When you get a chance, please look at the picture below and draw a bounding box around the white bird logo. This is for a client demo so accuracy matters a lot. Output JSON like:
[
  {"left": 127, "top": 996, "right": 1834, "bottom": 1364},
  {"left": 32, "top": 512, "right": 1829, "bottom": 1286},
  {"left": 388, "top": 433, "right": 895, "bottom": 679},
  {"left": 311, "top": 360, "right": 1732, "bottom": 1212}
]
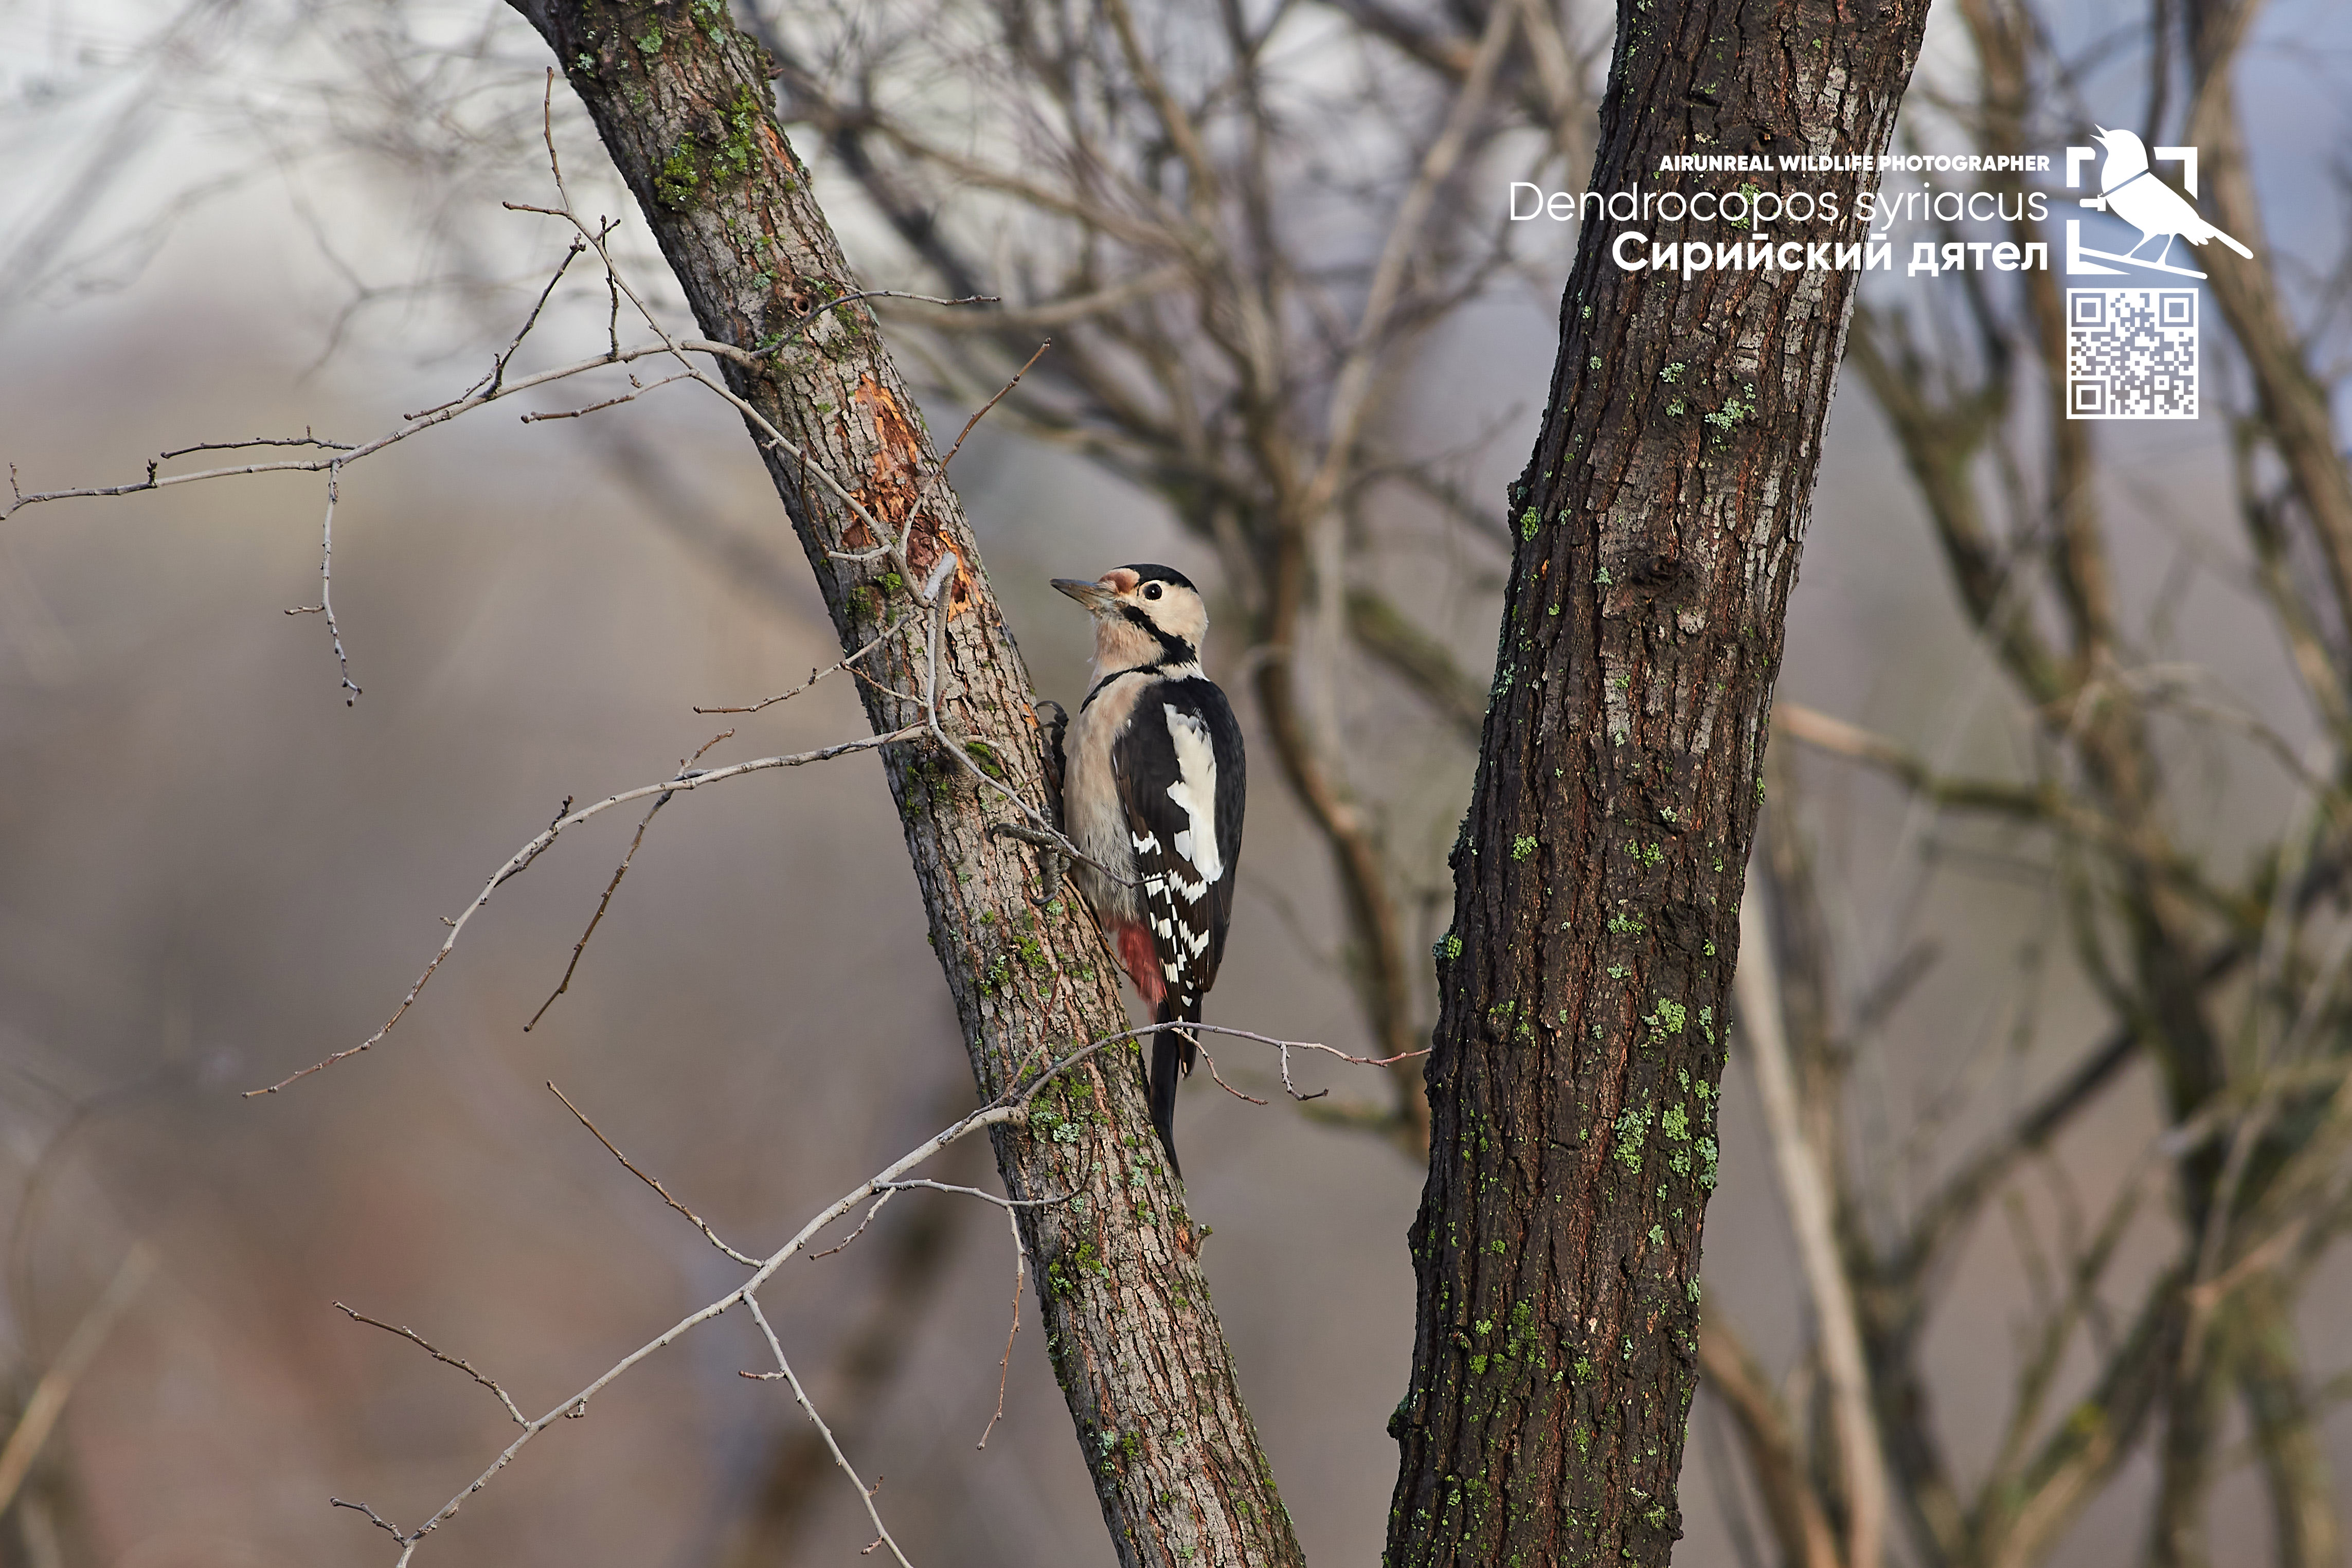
[{"left": 2079, "top": 127, "right": 2252, "bottom": 270}]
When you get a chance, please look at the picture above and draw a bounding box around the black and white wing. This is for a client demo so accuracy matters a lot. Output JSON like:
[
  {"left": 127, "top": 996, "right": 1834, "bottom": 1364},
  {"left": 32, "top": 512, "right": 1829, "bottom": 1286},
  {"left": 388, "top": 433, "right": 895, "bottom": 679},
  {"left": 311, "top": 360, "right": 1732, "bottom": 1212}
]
[{"left": 1111, "top": 677, "right": 1246, "bottom": 1022}]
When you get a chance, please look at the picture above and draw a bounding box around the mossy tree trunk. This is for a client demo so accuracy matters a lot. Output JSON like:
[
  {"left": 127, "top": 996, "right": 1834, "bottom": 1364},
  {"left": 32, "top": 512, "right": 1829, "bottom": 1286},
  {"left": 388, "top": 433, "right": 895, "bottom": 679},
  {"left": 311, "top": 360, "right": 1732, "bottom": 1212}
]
[
  {"left": 1384, "top": 3, "right": 1929, "bottom": 1563},
  {"left": 502, "top": 4, "right": 1303, "bottom": 1563}
]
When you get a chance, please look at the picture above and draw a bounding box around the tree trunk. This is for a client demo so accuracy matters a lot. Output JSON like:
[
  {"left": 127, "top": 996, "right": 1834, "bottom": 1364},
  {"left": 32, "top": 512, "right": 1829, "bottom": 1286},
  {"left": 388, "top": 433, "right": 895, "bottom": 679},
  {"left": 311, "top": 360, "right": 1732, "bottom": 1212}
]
[
  {"left": 501, "top": 5, "right": 1302, "bottom": 1563},
  {"left": 1385, "top": 3, "right": 1929, "bottom": 1564}
]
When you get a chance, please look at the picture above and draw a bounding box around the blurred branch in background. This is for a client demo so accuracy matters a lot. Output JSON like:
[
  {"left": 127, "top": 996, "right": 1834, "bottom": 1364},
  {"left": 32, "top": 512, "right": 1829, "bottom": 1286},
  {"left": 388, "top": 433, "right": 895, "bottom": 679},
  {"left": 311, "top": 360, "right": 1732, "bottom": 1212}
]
[{"left": 0, "top": 1245, "right": 154, "bottom": 1521}]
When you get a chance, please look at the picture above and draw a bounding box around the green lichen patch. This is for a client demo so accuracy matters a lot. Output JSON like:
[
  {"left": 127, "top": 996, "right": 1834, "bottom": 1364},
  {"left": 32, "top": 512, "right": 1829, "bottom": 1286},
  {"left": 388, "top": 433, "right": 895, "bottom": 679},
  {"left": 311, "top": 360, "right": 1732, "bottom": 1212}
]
[
  {"left": 653, "top": 86, "right": 771, "bottom": 209},
  {"left": 1611, "top": 1102, "right": 1654, "bottom": 1173},
  {"left": 655, "top": 144, "right": 701, "bottom": 208}
]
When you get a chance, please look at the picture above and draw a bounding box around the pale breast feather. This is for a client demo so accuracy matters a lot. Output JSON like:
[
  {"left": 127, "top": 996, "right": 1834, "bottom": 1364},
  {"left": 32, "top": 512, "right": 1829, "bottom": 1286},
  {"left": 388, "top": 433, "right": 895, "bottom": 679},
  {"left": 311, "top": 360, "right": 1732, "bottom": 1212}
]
[{"left": 1063, "top": 669, "right": 1150, "bottom": 924}]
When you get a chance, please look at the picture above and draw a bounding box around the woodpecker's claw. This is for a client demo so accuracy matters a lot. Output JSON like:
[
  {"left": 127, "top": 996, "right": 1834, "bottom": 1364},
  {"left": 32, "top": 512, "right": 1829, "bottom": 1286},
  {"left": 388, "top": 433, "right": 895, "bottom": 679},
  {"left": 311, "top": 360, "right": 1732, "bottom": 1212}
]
[
  {"left": 1036, "top": 698, "right": 1069, "bottom": 822},
  {"left": 988, "top": 820, "right": 1069, "bottom": 907}
]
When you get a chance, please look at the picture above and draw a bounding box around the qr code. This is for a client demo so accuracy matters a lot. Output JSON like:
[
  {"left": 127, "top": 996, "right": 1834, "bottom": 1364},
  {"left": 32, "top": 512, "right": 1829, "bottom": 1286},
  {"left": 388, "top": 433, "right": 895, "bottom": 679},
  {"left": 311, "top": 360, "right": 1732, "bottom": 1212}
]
[{"left": 2066, "top": 289, "right": 2197, "bottom": 419}]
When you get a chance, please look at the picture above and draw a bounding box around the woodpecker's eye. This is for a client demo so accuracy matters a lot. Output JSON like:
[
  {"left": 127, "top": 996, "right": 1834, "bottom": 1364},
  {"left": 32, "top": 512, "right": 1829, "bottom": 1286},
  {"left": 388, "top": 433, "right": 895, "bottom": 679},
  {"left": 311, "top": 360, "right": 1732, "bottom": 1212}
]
[{"left": 1143, "top": 582, "right": 1164, "bottom": 601}]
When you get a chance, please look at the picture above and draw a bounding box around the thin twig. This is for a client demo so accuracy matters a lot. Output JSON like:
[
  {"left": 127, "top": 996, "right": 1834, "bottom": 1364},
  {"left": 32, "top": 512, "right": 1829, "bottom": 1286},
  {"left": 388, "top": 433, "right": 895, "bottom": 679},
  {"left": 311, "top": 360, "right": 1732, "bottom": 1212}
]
[
  {"left": 694, "top": 610, "right": 920, "bottom": 716},
  {"left": 524, "top": 726, "right": 736, "bottom": 1032},
  {"left": 372, "top": 1092, "right": 1040, "bottom": 1565},
  {"left": 518, "top": 369, "right": 696, "bottom": 423},
  {"left": 245, "top": 726, "right": 920, "bottom": 1096},
  {"left": 903, "top": 339, "right": 1051, "bottom": 544},
  {"left": 978, "top": 1205, "right": 1025, "bottom": 1449},
  {"left": 741, "top": 1293, "right": 915, "bottom": 1568},
  {"left": 159, "top": 431, "right": 353, "bottom": 460},
  {"left": 1193, "top": 1040, "right": 1269, "bottom": 1106},
  {"left": 333, "top": 1303, "right": 529, "bottom": 1427},
  {"left": 331, "top": 1498, "right": 408, "bottom": 1544},
  {"left": 479, "top": 235, "right": 585, "bottom": 405},
  {"left": 874, "top": 1178, "right": 1070, "bottom": 1207},
  {"left": 523, "top": 793, "right": 670, "bottom": 1030},
  {"left": 279, "top": 464, "right": 362, "bottom": 703},
  {"left": 812, "top": 1192, "right": 896, "bottom": 1260},
  {"left": 6, "top": 337, "right": 765, "bottom": 516},
  {"left": 546, "top": 1082, "right": 760, "bottom": 1267}
]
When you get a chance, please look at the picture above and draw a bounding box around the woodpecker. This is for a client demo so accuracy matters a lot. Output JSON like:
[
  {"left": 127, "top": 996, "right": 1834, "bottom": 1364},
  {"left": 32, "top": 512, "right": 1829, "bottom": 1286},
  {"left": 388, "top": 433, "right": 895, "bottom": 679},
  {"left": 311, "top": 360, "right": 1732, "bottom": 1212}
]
[{"left": 1051, "top": 565, "right": 1245, "bottom": 1180}]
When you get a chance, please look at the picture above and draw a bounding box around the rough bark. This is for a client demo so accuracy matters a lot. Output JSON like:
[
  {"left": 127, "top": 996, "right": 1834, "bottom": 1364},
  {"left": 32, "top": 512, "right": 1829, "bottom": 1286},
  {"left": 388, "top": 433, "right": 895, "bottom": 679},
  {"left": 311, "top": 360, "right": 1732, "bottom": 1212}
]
[
  {"left": 1384, "top": 3, "right": 1929, "bottom": 1563},
  {"left": 501, "top": 6, "right": 1302, "bottom": 1563}
]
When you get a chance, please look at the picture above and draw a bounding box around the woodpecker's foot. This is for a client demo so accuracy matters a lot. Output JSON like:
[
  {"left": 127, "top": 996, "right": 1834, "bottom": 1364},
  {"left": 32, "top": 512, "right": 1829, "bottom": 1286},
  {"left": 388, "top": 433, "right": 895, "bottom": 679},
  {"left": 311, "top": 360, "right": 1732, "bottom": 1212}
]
[
  {"left": 986, "top": 820, "right": 1069, "bottom": 907},
  {"left": 1035, "top": 698, "right": 1069, "bottom": 818}
]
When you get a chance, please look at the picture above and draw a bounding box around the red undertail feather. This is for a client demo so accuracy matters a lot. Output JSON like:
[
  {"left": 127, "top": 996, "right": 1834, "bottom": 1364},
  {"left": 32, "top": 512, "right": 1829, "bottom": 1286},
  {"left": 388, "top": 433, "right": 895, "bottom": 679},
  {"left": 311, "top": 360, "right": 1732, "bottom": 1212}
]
[{"left": 1111, "top": 921, "right": 1166, "bottom": 1007}]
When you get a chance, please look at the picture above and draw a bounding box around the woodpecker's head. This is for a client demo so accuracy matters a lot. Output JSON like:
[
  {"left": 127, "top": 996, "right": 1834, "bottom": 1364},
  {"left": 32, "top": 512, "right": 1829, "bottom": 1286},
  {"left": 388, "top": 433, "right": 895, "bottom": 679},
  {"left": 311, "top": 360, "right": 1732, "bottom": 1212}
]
[{"left": 1051, "top": 564, "right": 1207, "bottom": 675}]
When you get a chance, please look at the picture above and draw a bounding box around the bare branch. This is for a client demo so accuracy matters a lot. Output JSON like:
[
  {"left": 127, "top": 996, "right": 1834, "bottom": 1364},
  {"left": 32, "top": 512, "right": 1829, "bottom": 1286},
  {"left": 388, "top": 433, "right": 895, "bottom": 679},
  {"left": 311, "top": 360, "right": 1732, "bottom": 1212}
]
[
  {"left": 371, "top": 1093, "right": 1031, "bottom": 1563},
  {"left": 1696, "top": 1314, "right": 1841, "bottom": 1568},
  {"left": 523, "top": 793, "right": 673, "bottom": 1032},
  {"left": 244, "top": 726, "right": 921, "bottom": 1097},
  {"left": 545, "top": 1083, "right": 762, "bottom": 1267},
  {"left": 331, "top": 1498, "right": 409, "bottom": 1544},
  {"left": 352, "top": 1011, "right": 1237, "bottom": 1565},
  {"left": 1736, "top": 887, "right": 1887, "bottom": 1568},
  {"left": 978, "top": 1205, "right": 1026, "bottom": 1450},
  {"left": 695, "top": 611, "right": 920, "bottom": 716},
  {"left": 526, "top": 729, "right": 730, "bottom": 1032},
  {"left": 740, "top": 1293, "right": 914, "bottom": 1568},
  {"left": 278, "top": 465, "right": 361, "bottom": 704},
  {"left": 332, "top": 1304, "right": 529, "bottom": 1428}
]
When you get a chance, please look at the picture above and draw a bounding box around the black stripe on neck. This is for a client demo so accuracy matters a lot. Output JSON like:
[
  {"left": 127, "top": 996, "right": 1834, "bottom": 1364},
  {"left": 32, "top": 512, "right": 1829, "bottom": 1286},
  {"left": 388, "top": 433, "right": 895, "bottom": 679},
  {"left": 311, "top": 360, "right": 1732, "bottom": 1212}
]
[{"left": 1081, "top": 649, "right": 1197, "bottom": 711}]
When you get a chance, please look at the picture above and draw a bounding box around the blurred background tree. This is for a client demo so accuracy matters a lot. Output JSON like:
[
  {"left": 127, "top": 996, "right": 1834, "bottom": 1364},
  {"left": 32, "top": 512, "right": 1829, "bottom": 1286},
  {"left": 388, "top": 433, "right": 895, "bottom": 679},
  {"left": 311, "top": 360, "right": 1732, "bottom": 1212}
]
[{"left": 0, "top": 1, "right": 2348, "bottom": 1565}]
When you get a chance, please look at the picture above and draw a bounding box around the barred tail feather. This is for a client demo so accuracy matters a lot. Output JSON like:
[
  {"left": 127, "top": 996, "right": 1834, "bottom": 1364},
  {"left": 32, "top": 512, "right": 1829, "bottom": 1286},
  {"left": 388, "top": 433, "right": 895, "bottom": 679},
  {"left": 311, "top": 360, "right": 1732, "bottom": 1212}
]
[{"left": 1150, "top": 996, "right": 1200, "bottom": 1179}]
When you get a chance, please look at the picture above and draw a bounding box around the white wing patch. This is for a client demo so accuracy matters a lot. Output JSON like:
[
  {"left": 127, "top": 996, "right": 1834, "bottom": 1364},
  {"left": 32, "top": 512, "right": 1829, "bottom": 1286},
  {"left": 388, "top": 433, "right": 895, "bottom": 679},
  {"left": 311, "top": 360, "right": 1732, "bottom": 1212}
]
[{"left": 1161, "top": 704, "right": 1224, "bottom": 882}]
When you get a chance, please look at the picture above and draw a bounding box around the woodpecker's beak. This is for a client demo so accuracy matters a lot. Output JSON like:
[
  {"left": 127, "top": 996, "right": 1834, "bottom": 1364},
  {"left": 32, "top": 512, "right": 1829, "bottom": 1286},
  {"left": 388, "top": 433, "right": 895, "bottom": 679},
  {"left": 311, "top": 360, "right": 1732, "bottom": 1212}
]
[{"left": 1051, "top": 578, "right": 1117, "bottom": 612}]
